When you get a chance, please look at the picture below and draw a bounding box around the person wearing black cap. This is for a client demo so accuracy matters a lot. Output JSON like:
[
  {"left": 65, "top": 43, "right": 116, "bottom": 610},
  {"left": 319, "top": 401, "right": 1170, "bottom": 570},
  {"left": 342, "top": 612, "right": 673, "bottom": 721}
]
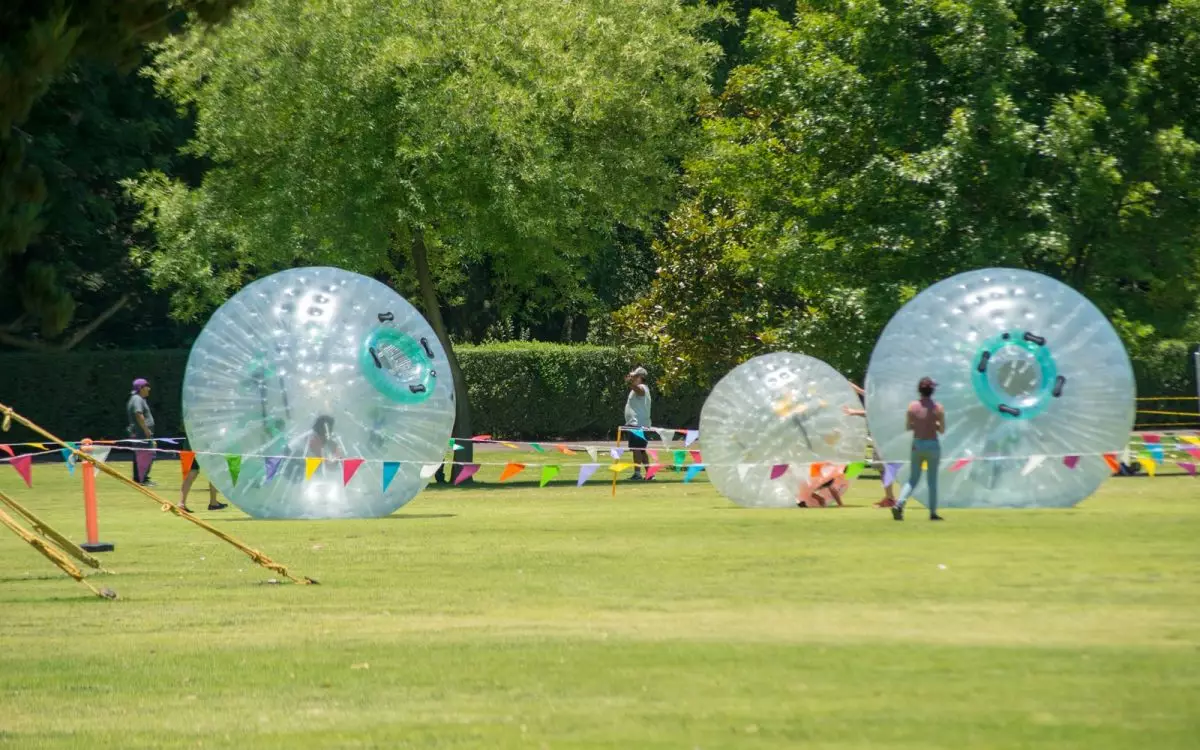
[
  {"left": 892, "top": 376, "right": 945, "bottom": 521},
  {"left": 127, "top": 378, "right": 157, "bottom": 487}
]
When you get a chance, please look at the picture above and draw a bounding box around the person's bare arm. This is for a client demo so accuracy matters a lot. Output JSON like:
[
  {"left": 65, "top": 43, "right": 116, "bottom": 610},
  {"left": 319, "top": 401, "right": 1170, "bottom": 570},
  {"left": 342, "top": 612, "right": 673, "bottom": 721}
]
[
  {"left": 937, "top": 406, "right": 946, "bottom": 434},
  {"left": 843, "top": 405, "right": 865, "bottom": 417},
  {"left": 905, "top": 406, "right": 915, "bottom": 432},
  {"left": 850, "top": 382, "right": 865, "bottom": 397}
]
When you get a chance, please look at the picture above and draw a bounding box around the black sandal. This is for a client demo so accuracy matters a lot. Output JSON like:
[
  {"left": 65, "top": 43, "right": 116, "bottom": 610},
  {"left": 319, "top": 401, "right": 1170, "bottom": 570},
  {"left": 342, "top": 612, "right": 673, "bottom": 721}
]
[{"left": 207, "top": 502, "right": 229, "bottom": 510}]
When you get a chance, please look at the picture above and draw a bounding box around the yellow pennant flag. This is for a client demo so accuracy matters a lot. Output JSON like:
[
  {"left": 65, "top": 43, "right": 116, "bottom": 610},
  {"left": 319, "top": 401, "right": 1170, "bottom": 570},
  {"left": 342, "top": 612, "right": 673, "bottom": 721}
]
[
  {"left": 500, "top": 442, "right": 520, "bottom": 450},
  {"left": 610, "top": 462, "right": 634, "bottom": 474},
  {"left": 1181, "top": 436, "right": 1200, "bottom": 445},
  {"left": 28, "top": 443, "right": 47, "bottom": 451},
  {"left": 1140, "top": 453, "right": 1157, "bottom": 477},
  {"left": 305, "top": 457, "right": 322, "bottom": 480}
]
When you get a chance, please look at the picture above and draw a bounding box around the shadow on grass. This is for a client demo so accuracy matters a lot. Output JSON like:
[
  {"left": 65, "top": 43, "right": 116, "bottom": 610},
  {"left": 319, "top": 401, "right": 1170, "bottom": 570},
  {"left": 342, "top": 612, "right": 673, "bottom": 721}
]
[{"left": 217, "top": 512, "right": 457, "bottom": 522}]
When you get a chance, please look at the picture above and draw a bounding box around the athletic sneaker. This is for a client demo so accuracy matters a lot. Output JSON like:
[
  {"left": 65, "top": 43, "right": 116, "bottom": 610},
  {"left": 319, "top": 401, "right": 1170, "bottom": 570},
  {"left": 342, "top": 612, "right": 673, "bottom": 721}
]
[
  {"left": 891, "top": 505, "right": 903, "bottom": 521},
  {"left": 930, "top": 514, "right": 944, "bottom": 521}
]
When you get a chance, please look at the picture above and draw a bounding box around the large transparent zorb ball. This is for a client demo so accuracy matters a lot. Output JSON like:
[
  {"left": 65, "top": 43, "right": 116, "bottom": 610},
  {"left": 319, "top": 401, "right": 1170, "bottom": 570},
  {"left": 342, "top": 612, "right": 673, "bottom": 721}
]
[
  {"left": 700, "top": 353, "right": 868, "bottom": 508},
  {"left": 865, "top": 268, "right": 1134, "bottom": 509},
  {"left": 182, "top": 267, "right": 455, "bottom": 519}
]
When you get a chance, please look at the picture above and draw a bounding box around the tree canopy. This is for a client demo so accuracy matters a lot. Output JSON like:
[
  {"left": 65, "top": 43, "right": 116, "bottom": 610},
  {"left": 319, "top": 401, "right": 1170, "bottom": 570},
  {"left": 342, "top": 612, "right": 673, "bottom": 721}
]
[{"left": 620, "top": 0, "right": 1200, "bottom": 388}]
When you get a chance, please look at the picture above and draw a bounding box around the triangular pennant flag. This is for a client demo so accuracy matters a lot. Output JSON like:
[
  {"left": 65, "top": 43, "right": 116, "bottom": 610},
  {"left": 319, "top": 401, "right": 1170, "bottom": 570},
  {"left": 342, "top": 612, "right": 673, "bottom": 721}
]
[
  {"left": 304, "top": 456, "right": 322, "bottom": 480},
  {"left": 655, "top": 428, "right": 675, "bottom": 443},
  {"left": 684, "top": 430, "right": 699, "bottom": 447},
  {"left": 684, "top": 464, "right": 705, "bottom": 483},
  {"left": 157, "top": 437, "right": 179, "bottom": 445},
  {"left": 645, "top": 463, "right": 663, "bottom": 480},
  {"left": 420, "top": 463, "right": 441, "bottom": 479},
  {"left": 689, "top": 450, "right": 702, "bottom": 464},
  {"left": 28, "top": 443, "right": 47, "bottom": 451},
  {"left": 1063, "top": 455, "right": 1080, "bottom": 469},
  {"left": 498, "top": 442, "right": 518, "bottom": 450},
  {"left": 844, "top": 461, "right": 866, "bottom": 479},
  {"left": 1180, "top": 436, "right": 1200, "bottom": 445},
  {"left": 628, "top": 429, "right": 645, "bottom": 441},
  {"left": 647, "top": 449, "right": 658, "bottom": 462},
  {"left": 539, "top": 465, "right": 560, "bottom": 487},
  {"left": 610, "top": 462, "right": 633, "bottom": 474},
  {"left": 585, "top": 446, "right": 599, "bottom": 462},
  {"left": 454, "top": 464, "right": 480, "bottom": 485},
  {"left": 226, "top": 455, "right": 243, "bottom": 486},
  {"left": 809, "top": 462, "right": 827, "bottom": 479},
  {"left": 135, "top": 449, "right": 154, "bottom": 480},
  {"left": 382, "top": 461, "right": 401, "bottom": 490},
  {"left": 1143, "top": 440, "right": 1164, "bottom": 462},
  {"left": 265, "top": 456, "right": 283, "bottom": 481},
  {"left": 1178, "top": 461, "right": 1197, "bottom": 476},
  {"left": 1139, "top": 453, "right": 1157, "bottom": 477},
  {"left": 531, "top": 443, "right": 545, "bottom": 453},
  {"left": 499, "top": 462, "right": 526, "bottom": 482},
  {"left": 0, "top": 444, "right": 12, "bottom": 457},
  {"left": 1103, "top": 453, "right": 1120, "bottom": 472},
  {"left": 610, "top": 447, "right": 625, "bottom": 460},
  {"left": 92, "top": 446, "right": 111, "bottom": 463},
  {"left": 180, "top": 450, "right": 196, "bottom": 478},
  {"left": 471, "top": 434, "right": 492, "bottom": 442},
  {"left": 1021, "top": 455, "right": 1047, "bottom": 476},
  {"left": 62, "top": 448, "right": 76, "bottom": 475},
  {"left": 1142, "top": 433, "right": 1161, "bottom": 443},
  {"left": 882, "top": 462, "right": 902, "bottom": 486},
  {"left": 673, "top": 450, "right": 686, "bottom": 467},
  {"left": 770, "top": 464, "right": 788, "bottom": 480},
  {"left": 577, "top": 463, "right": 600, "bottom": 486},
  {"left": 10, "top": 454, "right": 32, "bottom": 487},
  {"left": 736, "top": 463, "right": 753, "bottom": 482},
  {"left": 555, "top": 444, "right": 575, "bottom": 455},
  {"left": 343, "top": 458, "right": 365, "bottom": 485},
  {"left": 949, "top": 458, "right": 971, "bottom": 472},
  {"left": 1184, "top": 446, "right": 1200, "bottom": 460}
]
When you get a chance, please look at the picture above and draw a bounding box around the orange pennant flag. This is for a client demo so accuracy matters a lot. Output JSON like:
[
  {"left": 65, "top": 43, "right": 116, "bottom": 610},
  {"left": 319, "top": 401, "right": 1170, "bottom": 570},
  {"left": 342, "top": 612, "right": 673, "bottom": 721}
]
[
  {"left": 180, "top": 451, "right": 196, "bottom": 479},
  {"left": 305, "top": 457, "right": 322, "bottom": 480},
  {"left": 1103, "top": 453, "right": 1120, "bottom": 472},
  {"left": 499, "top": 462, "right": 526, "bottom": 482},
  {"left": 809, "top": 462, "right": 827, "bottom": 479},
  {"left": 555, "top": 444, "right": 576, "bottom": 455}
]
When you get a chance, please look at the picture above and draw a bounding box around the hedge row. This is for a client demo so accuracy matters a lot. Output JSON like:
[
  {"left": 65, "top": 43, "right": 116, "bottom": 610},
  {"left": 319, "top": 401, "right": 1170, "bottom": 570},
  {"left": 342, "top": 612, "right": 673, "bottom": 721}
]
[
  {"left": 0, "top": 344, "right": 706, "bottom": 444},
  {"left": 0, "top": 342, "right": 1192, "bottom": 444}
]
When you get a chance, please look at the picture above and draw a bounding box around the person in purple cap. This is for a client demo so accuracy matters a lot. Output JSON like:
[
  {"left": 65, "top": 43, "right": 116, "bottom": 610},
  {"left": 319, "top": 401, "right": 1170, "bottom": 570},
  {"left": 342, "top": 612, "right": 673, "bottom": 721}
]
[
  {"left": 891, "top": 376, "right": 946, "bottom": 521},
  {"left": 127, "top": 378, "right": 157, "bottom": 487}
]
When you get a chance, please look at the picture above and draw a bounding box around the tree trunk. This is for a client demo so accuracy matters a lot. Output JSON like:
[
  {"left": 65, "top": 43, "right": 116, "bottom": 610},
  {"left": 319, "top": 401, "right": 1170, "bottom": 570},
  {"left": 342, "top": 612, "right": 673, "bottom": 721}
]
[
  {"left": 410, "top": 229, "right": 474, "bottom": 482},
  {"left": 0, "top": 293, "right": 130, "bottom": 352}
]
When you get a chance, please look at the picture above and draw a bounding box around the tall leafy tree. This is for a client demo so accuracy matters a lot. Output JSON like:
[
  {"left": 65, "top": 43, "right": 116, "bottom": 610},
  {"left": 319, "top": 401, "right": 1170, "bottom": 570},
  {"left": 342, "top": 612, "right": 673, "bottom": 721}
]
[
  {"left": 129, "top": 0, "right": 722, "bottom": 471},
  {"left": 0, "top": 0, "right": 245, "bottom": 344},
  {"left": 621, "top": 1, "right": 1200, "bottom": 389}
]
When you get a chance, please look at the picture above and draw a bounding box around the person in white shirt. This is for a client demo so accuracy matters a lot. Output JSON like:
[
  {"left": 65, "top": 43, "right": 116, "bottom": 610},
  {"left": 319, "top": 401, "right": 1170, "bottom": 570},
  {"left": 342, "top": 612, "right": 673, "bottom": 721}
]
[{"left": 623, "top": 366, "right": 653, "bottom": 481}]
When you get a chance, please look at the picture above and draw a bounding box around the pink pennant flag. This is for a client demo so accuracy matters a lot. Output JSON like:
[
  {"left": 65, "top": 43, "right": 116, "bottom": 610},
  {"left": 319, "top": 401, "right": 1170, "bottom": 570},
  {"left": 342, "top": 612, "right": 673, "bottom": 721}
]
[
  {"left": 454, "top": 464, "right": 480, "bottom": 485},
  {"left": 1142, "top": 433, "right": 1161, "bottom": 443},
  {"left": 0, "top": 444, "right": 12, "bottom": 457},
  {"left": 135, "top": 449, "right": 155, "bottom": 480},
  {"left": 343, "top": 458, "right": 365, "bottom": 485},
  {"left": 769, "top": 464, "right": 788, "bottom": 480},
  {"left": 471, "top": 434, "right": 492, "bottom": 442},
  {"left": 1178, "top": 462, "right": 1197, "bottom": 476},
  {"left": 1184, "top": 446, "right": 1200, "bottom": 460},
  {"left": 689, "top": 450, "right": 702, "bottom": 464},
  {"left": 949, "top": 458, "right": 971, "bottom": 472},
  {"left": 10, "top": 454, "right": 32, "bottom": 487},
  {"left": 1063, "top": 455, "right": 1080, "bottom": 469},
  {"left": 645, "top": 463, "right": 663, "bottom": 480}
]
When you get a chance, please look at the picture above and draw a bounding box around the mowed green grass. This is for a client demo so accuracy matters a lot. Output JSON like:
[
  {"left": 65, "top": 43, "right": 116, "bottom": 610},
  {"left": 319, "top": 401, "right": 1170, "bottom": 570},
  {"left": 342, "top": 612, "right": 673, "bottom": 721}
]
[{"left": 1, "top": 452, "right": 1198, "bottom": 749}]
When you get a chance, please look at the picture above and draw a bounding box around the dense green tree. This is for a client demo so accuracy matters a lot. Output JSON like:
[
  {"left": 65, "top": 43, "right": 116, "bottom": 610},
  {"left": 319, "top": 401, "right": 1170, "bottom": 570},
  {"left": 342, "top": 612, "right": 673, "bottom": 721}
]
[
  {"left": 621, "top": 1, "right": 1200, "bottom": 389},
  {"left": 129, "top": 0, "right": 722, "bottom": 471},
  {"left": 0, "top": 0, "right": 244, "bottom": 343}
]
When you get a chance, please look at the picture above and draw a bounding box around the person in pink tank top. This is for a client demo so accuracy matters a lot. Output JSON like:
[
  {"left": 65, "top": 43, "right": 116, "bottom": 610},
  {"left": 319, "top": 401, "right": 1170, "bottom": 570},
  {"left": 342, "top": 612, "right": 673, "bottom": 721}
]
[{"left": 892, "top": 377, "right": 946, "bottom": 521}]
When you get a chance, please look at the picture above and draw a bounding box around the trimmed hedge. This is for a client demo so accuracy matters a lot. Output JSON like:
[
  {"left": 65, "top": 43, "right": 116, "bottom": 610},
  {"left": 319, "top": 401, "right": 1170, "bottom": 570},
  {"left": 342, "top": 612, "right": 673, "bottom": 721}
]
[{"left": 0, "top": 344, "right": 706, "bottom": 444}]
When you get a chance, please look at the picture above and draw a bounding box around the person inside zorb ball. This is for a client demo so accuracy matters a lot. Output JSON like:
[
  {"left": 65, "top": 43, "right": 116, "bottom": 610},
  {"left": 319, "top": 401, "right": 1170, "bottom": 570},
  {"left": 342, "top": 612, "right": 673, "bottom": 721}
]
[
  {"left": 182, "top": 267, "right": 456, "bottom": 519},
  {"left": 865, "top": 268, "right": 1136, "bottom": 510},
  {"left": 700, "top": 352, "right": 868, "bottom": 508}
]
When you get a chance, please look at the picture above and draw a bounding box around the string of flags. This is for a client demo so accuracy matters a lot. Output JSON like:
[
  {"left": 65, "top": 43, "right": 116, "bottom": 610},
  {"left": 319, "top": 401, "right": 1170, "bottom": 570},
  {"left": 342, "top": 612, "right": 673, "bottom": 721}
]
[{"left": 0, "top": 432, "right": 1197, "bottom": 490}]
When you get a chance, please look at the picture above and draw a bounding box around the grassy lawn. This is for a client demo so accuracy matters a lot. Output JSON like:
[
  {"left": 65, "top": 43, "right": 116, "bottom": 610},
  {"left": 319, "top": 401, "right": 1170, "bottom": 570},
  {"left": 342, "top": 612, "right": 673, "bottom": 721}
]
[{"left": 1, "top": 451, "right": 1198, "bottom": 749}]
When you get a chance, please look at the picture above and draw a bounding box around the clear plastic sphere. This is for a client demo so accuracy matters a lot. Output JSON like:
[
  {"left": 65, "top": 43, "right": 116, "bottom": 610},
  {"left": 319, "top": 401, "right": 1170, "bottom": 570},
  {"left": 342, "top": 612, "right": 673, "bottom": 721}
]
[
  {"left": 182, "top": 267, "right": 455, "bottom": 518},
  {"left": 700, "top": 352, "right": 869, "bottom": 508},
  {"left": 865, "top": 268, "right": 1135, "bottom": 509}
]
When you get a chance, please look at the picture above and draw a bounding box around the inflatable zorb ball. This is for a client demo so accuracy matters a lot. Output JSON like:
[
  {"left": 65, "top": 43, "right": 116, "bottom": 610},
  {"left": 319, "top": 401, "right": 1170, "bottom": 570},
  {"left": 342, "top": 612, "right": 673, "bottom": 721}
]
[
  {"left": 700, "top": 353, "right": 869, "bottom": 508},
  {"left": 182, "top": 267, "right": 455, "bottom": 519},
  {"left": 865, "top": 268, "right": 1135, "bottom": 509}
]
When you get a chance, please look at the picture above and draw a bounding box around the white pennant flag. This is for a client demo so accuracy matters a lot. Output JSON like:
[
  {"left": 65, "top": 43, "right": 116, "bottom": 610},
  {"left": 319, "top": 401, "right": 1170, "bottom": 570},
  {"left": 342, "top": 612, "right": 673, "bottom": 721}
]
[
  {"left": 736, "top": 463, "right": 753, "bottom": 482},
  {"left": 1021, "top": 455, "right": 1047, "bottom": 476},
  {"left": 420, "top": 463, "right": 441, "bottom": 479},
  {"left": 92, "top": 447, "right": 112, "bottom": 463},
  {"left": 656, "top": 428, "right": 675, "bottom": 443},
  {"left": 586, "top": 446, "right": 599, "bottom": 462}
]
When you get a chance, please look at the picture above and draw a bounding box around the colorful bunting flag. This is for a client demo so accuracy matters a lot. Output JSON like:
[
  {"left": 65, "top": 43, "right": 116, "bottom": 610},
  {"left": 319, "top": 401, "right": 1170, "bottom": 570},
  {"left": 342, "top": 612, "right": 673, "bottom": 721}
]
[
  {"left": 736, "top": 463, "right": 753, "bottom": 482},
  {"left": 135, "top": 449, "right": 154, "bottom": 480},
  {"left": 555, "top": 444, "right": 575, "bottom": 456},
  {"left": 157, "top": 437, "right": 179, "bottom": 445},
  {"left": 577, "top": 463, "right": 600, "bottom": 485},
  {"left": 689, "top": 450, "right": 702, "bottom": 464},
  {"left": 343, "top": 458, "right": 365, "bottom": 485},
  {"left": 1180, "top": 436, "right": 1200, "bottom": 446},
  {"left": 60, "top": 446, "right": 76, "bottom": 474},
  {"left": 180, "top": 450, "right": 196, "bottom": 478},
  {"left": 645, "top": 463, "right": 663, "bottom": 480},
  {"left": 304, "top": 457, "right": 322, "bottom": 480},
  {"left": 684, "top": 430, "right": 700, "bottom": 447},
  {"left": 809, "top": 462, "right": 826, "bottom": 479},
  {"left": 1178, "top": 462, "right": 1197, "bottom": 476},
  {"left": 844, "top": 461, "right": 866, "bottom": 479},
  {"left": 1142, "top": 438, "right": 1164, "bottom": 462},
  {"left": 10, "top": 454, "right": 32, "bottom": 487},
  {"left": 265, "top": 456, "right": 283, "bottom": 481},
  {"left": 647, "top": 449, "right": 658, "bottom": 462},
  {"left": 471, "top": 434, "right": 493, "bottom": 442},
  {"left": 222, "top": 455, "right": 240, "bottom": 485},
  {"left": 585, "top": 447, "right": 599, "bottom": 462},
  {"left": 28, "top": 443, "right": 47, "bottom": 451},
  {"left": 1021, "top": 455, "right": 1046, "bottom": 476},
  {"left": 454, "top": 464, "right": 480, "bottom": 485},
  {"left": 610, "top": 462, "right": 634, "bottom": 474},
  {"left": 1183, "top": 446, "right": 1200, "bottom": 461},
  {"left": 382, "top": 461, "right": 401, "bottom": 490},
  {"left": 882, "top": 462, "right": 902, "bottom": 486},
  {"left": 92, "top": 446, "right": 112, "bottom": 464},
  {"left": 770, "top": 464, "right": 788, "bottom": 480},
  {"left": 539, "top": 465, "right": 560, "bottom": 487},
  {"left": 655, "top": 428, "right": 675, "bottom": 443},
  {"left": 610, "top": 447, "right": 625, "bottom": 460},
  {"left": 1139, "top": 453, "right": 1157, "bottom": 477},
  {"left": 500, "top": 442, "right": 519, "bottom": 450},
  {"left": 499, "top": 462, "right": 526, "bottom": 482},
  {"left": 1103, "top": 453, "right": 1120, "bottom": 472},
  {"left": 0, "top": 444, "right": 12, "bottom": 457},
  {"left": 531, "top": 443, "right": 545, "bottom": 453},
  {"left": 420, "top": 463, "right": 441, "bottom": 479},
  {"left": 949, "top": 458, "right": 971, "bottom": 472},
  {"left": 673, "top": 450, "right": 686, "bottom": 468},
  {"left": 1063, "top": 455, "right": 1080, "bottom": 469},
  {"left": 684, "top": 464, "right": 705, "bottom": 483}
]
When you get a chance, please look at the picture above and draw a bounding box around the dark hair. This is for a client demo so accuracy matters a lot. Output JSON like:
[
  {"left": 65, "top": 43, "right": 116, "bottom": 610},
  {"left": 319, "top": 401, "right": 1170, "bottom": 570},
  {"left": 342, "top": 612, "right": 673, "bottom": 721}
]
[
  {"left": 918, "top": 377, "right": 936, "bottom": 397},
  {"left": 312, "top": 415, "right": 335, "bottom": 439}
]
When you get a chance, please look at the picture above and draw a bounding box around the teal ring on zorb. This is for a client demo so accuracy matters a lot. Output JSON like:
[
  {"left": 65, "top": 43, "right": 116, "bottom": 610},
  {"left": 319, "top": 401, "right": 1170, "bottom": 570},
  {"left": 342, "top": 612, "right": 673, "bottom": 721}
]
[
  {"left": 970, "top": 330, "right": 1061, "bottom": 421},
  {"left": 361, "top": 327, "right": 436, "bottom": 405}
]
